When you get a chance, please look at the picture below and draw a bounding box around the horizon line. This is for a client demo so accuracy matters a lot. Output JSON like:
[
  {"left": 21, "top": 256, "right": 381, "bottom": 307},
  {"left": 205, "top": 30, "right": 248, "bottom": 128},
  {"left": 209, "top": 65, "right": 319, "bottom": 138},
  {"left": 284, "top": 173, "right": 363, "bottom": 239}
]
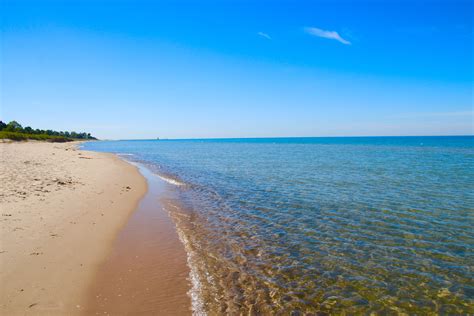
[{"left": 98, "top": 134, "right": 474, "bottom": 141}]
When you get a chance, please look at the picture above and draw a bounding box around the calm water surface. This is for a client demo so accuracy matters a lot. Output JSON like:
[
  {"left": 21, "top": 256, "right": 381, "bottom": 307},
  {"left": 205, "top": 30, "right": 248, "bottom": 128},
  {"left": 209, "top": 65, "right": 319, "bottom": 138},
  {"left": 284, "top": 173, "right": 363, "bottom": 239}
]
[{"left": 83, "top": 136, "right": 474, "bottom": 314}]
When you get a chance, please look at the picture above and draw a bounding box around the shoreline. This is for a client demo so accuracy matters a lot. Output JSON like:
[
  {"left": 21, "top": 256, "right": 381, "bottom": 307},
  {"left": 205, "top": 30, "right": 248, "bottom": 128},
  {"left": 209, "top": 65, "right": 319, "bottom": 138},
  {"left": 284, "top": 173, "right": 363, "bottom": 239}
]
[
  {"left": 83, "top": 162, "right": 192, "bottom": 314},
  {"left": 0, "top": 141, "right": 148, "bottom": 314}
]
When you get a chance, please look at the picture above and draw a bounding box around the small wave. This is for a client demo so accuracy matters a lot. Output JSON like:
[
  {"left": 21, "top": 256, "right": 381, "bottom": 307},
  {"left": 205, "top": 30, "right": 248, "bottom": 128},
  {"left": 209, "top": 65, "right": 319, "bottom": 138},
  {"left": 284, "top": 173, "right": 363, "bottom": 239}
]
[
  {"left": 121, "top": 158, "right": 185, "bottom": 186},
  {"left": 117, "top": 153, "right": 135, "bottom": 156},
  {"left": 155, "top": 174, "right": 186, "bottom": 186},
  {"left": 163, "top": 204, "right": 206, "bottom": 316}
]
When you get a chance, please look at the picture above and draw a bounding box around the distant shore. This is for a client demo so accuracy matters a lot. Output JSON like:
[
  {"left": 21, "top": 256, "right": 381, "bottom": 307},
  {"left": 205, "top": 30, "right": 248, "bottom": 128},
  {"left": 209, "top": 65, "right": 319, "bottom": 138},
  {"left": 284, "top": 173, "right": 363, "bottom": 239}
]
[{"left": 0, "top": 141, "right": 148, "bottom": 314}]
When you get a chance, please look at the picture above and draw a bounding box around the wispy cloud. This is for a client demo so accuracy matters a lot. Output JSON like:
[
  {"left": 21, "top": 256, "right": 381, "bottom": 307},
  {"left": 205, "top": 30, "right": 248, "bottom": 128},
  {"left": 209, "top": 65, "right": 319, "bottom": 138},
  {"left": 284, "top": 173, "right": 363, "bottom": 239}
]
[
  {"left": 304, "top": 27, "right": 351, "bottom": 45},
  {"left": 257, "top": 32, "right": 271, "bottom": 40}
]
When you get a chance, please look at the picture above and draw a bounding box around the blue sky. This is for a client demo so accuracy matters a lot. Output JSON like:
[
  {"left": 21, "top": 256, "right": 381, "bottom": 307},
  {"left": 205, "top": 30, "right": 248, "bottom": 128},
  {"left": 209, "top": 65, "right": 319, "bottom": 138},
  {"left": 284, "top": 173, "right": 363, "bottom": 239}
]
[{"left": 1, "top": 0, "right": 472, "bottom": 139}]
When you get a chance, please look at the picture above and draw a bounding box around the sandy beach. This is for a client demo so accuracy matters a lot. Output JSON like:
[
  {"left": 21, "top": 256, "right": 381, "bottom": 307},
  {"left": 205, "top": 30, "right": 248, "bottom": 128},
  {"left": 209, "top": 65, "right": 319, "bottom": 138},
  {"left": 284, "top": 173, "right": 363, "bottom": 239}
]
[
  {"left": 0, "top": 141, "right": 149, "bottom": 314},
  {"left": 84, "top": 164, "right": 191, "bottom": 315}
]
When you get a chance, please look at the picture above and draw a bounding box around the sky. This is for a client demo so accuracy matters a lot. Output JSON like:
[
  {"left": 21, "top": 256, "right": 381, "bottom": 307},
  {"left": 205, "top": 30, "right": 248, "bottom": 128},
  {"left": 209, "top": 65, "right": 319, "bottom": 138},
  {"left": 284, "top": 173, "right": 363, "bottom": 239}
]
[{"left": 1, "top": 0, "right": 473, "bottom": 139}]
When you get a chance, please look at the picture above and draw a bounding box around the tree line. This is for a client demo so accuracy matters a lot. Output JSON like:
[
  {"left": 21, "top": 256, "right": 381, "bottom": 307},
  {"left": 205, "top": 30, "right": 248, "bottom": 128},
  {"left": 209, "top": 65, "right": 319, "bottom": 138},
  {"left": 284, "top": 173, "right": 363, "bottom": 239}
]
[{"left": 0, "top": 120, "right": 97, "bottom": 140}]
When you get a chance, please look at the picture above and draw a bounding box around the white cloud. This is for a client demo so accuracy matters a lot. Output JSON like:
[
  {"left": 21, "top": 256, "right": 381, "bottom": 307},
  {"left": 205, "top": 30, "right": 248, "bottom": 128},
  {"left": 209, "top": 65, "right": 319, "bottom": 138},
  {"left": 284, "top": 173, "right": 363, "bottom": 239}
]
[
  {"left": 257, "top": 32, "right": 271, "bottom": 40},
  {"left": 304, "top": 27, "right": 351, "bottom": 45}
]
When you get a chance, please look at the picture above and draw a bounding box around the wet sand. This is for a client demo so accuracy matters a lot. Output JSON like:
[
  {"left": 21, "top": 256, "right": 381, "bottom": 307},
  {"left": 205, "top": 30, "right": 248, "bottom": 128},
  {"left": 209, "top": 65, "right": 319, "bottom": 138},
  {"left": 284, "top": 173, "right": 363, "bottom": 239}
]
[
  {"left": 0, "top": 141, "right": 147, "bottom": 314},
  {"left": 83, "top": 164, "right": 192, "bottom": 315}
]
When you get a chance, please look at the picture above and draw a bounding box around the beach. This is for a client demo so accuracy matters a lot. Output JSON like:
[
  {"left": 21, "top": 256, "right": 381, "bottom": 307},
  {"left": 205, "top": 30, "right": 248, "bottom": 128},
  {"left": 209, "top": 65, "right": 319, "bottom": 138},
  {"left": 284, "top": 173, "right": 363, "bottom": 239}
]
[
  {"left": 84, "top": 164, "right": 191, "bottom": 315},
  {"left": 0, "top": 138, "right": 472, "bottom": 314},
  {"left": 0, "top": 141, "right": 189, "bottom": 314}
]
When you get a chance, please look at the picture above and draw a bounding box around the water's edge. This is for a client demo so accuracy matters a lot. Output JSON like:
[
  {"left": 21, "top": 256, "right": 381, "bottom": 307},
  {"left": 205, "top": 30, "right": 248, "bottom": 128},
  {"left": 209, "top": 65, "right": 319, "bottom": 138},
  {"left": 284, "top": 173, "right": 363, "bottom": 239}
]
[
  {"left": 81, "top": 138, "right": 474, "bottom": 314},
  {"left": 84, "top": 156, "right": 197, "bottom": 314}
]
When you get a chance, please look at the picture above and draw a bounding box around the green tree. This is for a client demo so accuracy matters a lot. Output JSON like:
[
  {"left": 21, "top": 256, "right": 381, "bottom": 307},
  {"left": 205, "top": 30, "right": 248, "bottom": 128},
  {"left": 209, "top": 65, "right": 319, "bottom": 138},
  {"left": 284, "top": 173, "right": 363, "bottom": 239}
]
[
  {"left": 0, "top": 120, "right": 96, "bottom": 141},
  {"left": 5, "top": 121, "right": 23, "bottom": 132}
]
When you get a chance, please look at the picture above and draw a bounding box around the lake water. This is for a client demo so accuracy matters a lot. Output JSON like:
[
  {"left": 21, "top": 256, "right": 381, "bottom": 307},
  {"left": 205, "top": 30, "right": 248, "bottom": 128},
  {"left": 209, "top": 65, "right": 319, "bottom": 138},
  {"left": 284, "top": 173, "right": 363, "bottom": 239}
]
[{"left": 82, "top": 136, "right": 474, "bottom": 314}]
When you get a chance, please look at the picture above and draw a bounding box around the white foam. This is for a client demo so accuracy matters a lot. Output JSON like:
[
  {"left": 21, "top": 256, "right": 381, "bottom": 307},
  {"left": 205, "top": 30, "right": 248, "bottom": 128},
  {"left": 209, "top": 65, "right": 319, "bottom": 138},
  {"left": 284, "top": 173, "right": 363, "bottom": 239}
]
[
  {"left": 116, "top": 157, "right": 185, "bottom": 186},
  {"left": 155, "top": 174, "right": 185, "bottom": 186},
  {"left": 163, "top": 204, "right": 207, "bottom": 315}
]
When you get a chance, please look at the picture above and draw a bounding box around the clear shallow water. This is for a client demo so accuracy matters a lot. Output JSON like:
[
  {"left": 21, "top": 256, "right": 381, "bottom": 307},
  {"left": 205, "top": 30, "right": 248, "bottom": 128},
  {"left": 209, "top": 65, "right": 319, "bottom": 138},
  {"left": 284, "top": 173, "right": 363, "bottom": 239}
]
[{"left": 83, "top": 136, "right": 474, "bottom": 314}]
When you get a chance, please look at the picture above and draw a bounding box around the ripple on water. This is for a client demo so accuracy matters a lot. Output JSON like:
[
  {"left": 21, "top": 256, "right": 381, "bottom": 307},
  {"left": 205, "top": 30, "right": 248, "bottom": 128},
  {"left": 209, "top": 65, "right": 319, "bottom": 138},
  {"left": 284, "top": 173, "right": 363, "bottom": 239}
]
[{"left": 82, "top": 137, "right": 474, "bottom": 314}]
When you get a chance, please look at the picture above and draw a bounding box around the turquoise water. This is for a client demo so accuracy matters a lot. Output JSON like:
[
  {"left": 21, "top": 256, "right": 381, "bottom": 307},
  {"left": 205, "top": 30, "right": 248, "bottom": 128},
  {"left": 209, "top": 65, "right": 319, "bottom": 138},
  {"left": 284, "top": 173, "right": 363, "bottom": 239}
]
[{"left": 83, "top": 136, "right": 474, "bottom": 314}]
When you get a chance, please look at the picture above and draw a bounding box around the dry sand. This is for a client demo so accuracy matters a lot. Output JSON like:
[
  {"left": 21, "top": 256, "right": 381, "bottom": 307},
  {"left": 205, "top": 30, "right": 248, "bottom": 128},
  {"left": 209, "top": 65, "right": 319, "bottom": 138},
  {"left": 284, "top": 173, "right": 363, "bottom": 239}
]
[{"left": 0, "top": 141, "right": 147, "bottom": 314}]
